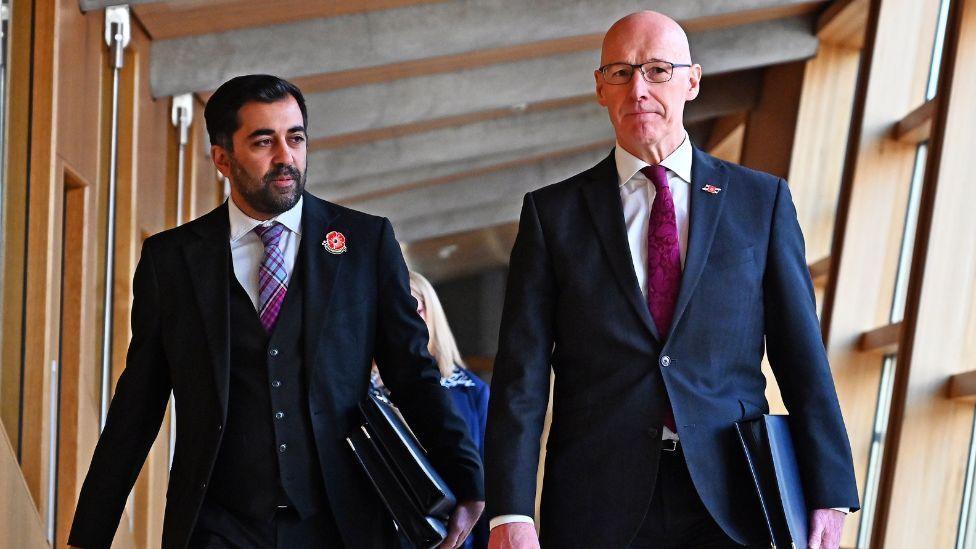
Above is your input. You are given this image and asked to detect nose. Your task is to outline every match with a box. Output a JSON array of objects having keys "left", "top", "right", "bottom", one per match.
[
  {"left": 271, "top": 138, "right": 294, "bottom": 165},
  {"left": 626, "top": 70, "right": 650, "bottom": 102}
]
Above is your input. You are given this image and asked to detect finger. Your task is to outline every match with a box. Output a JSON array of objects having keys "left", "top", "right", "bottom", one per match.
[{"left": 437, "top": 520, "right": 461, "bottom": 549}]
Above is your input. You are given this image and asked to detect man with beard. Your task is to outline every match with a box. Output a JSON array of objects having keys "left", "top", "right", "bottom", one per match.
[{"left": 68, "top": 75, "right": 484, "bottom": 549}]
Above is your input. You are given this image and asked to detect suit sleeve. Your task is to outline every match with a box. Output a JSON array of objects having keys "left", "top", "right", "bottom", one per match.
[
  {"left": 484, "top": 192, "right": 557, "bottom": 519},
  {"left": 763, "top": 178, "right": 860, "bottom": 511},
  {"left": 68, "top": 240, "right": 173, "bottom": 549},
  {"left": 372, "top": 218, "right": 485, "bottom": 502}
]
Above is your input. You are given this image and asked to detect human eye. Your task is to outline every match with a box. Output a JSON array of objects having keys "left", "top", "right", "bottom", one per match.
[{"left": 610, "top": 65, "right": 632, "bottom": 78}]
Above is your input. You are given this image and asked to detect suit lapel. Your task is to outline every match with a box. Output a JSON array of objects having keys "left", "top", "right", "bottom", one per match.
[
  {"left": 581, "top": 152, "right": 661, "bottom": 342},
  {"left": 183, "top": 203, "right": 232, "bottom": 417},
  {"left": 300, "top": 192, "right": 343, "bottom": 372},
  {"left": 666, "top": 148, "right": 730, "bottom": 342}
]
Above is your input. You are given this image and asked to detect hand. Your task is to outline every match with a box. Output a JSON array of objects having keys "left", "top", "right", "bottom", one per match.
[
  {"left": 438, "top": 500, "right": 485, "bottom": 549},
  {"left": 808, "top": 508, "right": 845, "bottom": 549},
  {"left": 488, "top": 522, "right": 540, "bottom": 549}
]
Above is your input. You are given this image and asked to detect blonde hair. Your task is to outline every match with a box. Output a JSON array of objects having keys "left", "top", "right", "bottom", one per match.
[{"left": 409, "top": 271, "right": 466, "bottom": 378}]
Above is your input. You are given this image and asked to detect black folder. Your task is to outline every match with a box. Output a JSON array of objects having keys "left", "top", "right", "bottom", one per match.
[
  {"left": 347, "top": 392, "right": 457, "bottom": 549},
  {"left": 735, "top": 415, "right": 809, "bottom": 549}
]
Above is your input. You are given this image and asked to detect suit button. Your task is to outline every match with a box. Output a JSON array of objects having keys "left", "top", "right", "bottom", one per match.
[
  {"left": 271, "top": 380, "right": 282, "bottom": 388},
  {"left": 279, "top": 444, "right": 288, "bottom": 453},
  {"left": 275, "top": 411, "right": 285, "bottom": 420},
  {"left": 269, "top": 348, "right": 279, "bottom": 357},
  {"left": 660, "top": 355, "right": 672, "bottom": 367},
  {"left": 216, "top": 423, "right": 222, "bottom": 431},
  {"left": 200, "top": 482, "right": 207, "bottom": 490}
]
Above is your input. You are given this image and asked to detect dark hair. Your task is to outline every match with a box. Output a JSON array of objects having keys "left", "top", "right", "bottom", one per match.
[{"left": 204, "top": 74, "right": 308, "bottom": 150}]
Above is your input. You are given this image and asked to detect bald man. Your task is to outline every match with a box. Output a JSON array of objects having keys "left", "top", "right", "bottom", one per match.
[{"left": 484, "top": 11, "right": 859, "bottom": 549}]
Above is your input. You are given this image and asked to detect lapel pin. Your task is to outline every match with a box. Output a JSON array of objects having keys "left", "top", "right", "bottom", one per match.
[
  {"left": 701, "top": 184, "right": 722, "bottom": 195},
  {"left": 323, "top": 231, "right": 347, "bottom": 255}
]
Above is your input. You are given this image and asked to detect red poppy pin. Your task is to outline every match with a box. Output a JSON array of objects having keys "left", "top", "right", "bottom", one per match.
[
  {"left": 323, "top": 231, "right": 347, "bottom": 254},
  {"left": 701, "top": 184, "right": 722, "bottom": 194}
]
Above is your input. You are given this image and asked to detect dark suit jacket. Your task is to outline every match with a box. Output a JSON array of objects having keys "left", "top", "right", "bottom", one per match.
[
  {"left": 484, "top": 148, "right": 859, "bottom": 548},
  {"left": 69, "top": 192, "right": 484, "bottom": 549}
]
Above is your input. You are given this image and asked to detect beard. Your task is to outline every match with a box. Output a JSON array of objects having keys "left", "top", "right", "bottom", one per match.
[{"left": 230, "top": 157, "right": 306, "bottom": 216}]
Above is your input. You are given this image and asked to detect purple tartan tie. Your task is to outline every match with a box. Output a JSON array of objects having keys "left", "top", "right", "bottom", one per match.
[
  {"left": 253, "top": 222, "right": 288, "bottom": 333},
  {"left": 641, "top": 165, "right": 682, "bottom": 433}
]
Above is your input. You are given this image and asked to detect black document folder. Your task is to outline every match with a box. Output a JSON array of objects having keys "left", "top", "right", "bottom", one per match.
[
  {"left": 347, "top": 392, "right": 457, "bottom": 549},
  {"left": 735, "top": 415, "right": 809, "bottom": 549}
]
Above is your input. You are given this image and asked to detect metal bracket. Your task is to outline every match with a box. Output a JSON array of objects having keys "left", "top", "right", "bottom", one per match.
[
  {"left": 104, "top": 6, "right": 130, "bottom": 70},
  {"left": 171, "top": 93, "right": 193, "bottom": 146}
]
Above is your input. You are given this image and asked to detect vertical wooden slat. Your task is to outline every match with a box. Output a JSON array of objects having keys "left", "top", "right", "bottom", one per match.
[{"left": 877, "top": 0, "right": 976, "bottom": 544}]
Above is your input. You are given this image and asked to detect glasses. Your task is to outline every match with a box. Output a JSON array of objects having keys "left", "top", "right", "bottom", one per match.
[{"left": 598, "top": 60, "right": 692, "bottom": 85}]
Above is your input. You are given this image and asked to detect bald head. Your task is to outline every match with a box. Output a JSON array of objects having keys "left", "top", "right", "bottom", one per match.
[
  {"left": 595, "top": 11, "right": 701, "bottom": 165},
  {"left": 601, "top": 11, "right": 692, "bottom": 66}
]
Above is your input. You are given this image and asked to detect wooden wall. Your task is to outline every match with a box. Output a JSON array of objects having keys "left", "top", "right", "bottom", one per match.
[{"left": 0, "top": 1, "right": 218, "bottom": 547}]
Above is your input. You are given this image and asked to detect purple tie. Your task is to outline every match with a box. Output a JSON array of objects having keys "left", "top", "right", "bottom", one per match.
[
  {"left": 253, "top": 222, "right": 288, "bottom": 333},
  {"left": 641, "top": 165, "right": 682, "bottom": 432}
]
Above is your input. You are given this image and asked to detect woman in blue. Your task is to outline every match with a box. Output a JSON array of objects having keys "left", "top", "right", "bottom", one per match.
[
  {"left": 410, "top": 271, "right": 489, "bottom": 549},
  {"left": 371, "top": 271, "right": 490, "bottom": 548}
]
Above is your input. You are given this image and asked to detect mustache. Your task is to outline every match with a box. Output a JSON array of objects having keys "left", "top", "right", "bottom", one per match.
[{"left": 263, "top": 164, "right": 302, "bottom": 183}]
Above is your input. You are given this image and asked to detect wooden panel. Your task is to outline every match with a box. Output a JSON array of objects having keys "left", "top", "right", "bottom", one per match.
[
  {"left": 878, "top": 0, "right": 976, "bottom": 545},
  {"left": 818, "top": 0, "right": 869, "bottom": 48},
  {"left": 703, "top": 112, "right": 746, "bottom": 164},
  {"left": 892, "top": 98, "right": 937, "bottom": 144},
  {"left": 788, "top": 43, "right": 862, "bottom": 262},
  {"left": 817, "top": 0, "right": 943, "bottom": 545},
  {"left": 740, "top": 61, "right": 806, "bottom": 179},
  {"left": 133, "top": 0, "right": 448, "bottom": 40},
  {"left": 55, "top": 167, "right": 93, "bottom": 548},
  {"left": 0, "top": 428, "right": 46, "bottom": 548},
  {"left": 20, "top": 0, "right": 61, "bottom": 521},
  {"left": 1, "top": 0, "right": 35, "bottom": 449}
]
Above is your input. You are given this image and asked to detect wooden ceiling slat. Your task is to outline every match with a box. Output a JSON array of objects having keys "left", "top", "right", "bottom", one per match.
[{"left": 133, "top": 0, "right": 448, "bottom": 40}]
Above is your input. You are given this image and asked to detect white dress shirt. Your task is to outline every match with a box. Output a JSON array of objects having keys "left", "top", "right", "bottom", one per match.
[
  {"left": 227, "top": 195, "right": 303, "bottom": 310},
  {"left": 489, "top": 137, "right": 693, "bottom": 531}
]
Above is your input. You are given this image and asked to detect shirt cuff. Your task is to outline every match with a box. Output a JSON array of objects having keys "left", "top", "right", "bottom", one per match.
[
  {"left": 489, "top": 515, "right": 535, "bottom": 530},
  {"left": 831, "top": 507, "right": 850, "bottom": 514}
]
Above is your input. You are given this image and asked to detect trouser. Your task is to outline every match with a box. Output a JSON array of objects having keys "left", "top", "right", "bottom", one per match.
[
  {"left": 629, "top": 441, "right": 765, "bottom": 548},
  {"left": 188, "top": 498, "right": 344, "bottom": 549}
]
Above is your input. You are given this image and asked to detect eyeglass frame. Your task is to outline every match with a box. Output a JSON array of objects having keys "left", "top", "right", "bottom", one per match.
[{"left": 597, "top": 59, "right": 694, "bottom": 85}]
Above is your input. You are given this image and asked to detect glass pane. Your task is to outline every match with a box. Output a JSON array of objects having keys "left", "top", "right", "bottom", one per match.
[
  {"left": 857, "top": 354, "right": 897, "bottom": 549},
  {"left": 926, "top": 0, "right": 953, "bottom": 101},
  {"left": 956, "top": 413, "right": 976, "bottom": 548},
  {"left": 890, "top": 144, "right": 928, "bottom": 323}
]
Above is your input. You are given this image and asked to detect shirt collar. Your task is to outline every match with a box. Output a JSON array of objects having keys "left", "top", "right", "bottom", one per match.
[
  {"left": 227, "top": 194, "right": 304, "bottom": 243},
  {"left": 615, "top": 132, "right": 693, "bottom": 189}
]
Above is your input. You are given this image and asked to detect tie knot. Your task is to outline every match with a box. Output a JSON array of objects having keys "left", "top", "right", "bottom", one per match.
[
  {"left": 640, "top": 165, "right": 669, "bottom": 192},
  {"left": 253, "top": 221, "right": 286, "bottom": 249}
]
